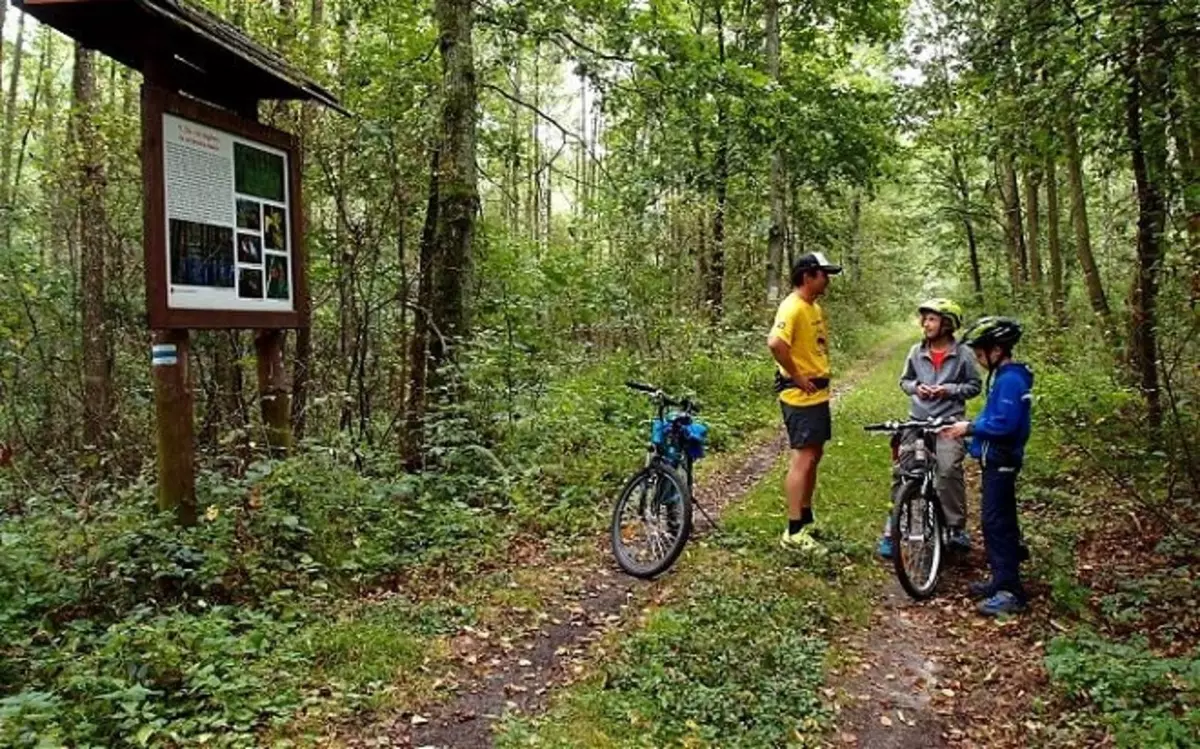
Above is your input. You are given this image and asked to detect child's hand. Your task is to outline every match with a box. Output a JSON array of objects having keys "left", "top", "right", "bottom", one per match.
[{"left": 939, "top": 421, "right": 970, "bottom": 439}]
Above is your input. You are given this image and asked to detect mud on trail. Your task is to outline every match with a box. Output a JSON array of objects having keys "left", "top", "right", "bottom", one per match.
[{"left": 337, "top": 339, "right": 906, "bottom": 749}]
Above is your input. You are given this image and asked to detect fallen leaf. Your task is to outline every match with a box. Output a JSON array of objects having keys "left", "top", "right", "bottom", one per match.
[
  {"left": 880, "top": 715, "right": 893, "bottom": 727},
  {"left": 410, "top": 715, "right": 428, "bottom": 726}
]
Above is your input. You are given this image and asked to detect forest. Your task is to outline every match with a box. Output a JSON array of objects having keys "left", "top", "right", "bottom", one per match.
[{"left": 0, "top": 0, "right": 1196, "bottom": 746}]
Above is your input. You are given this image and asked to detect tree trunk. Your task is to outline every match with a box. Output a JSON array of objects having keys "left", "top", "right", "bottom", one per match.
[
  {"left": 403, "top": 150, "right": 439, "bottom": 469},
  {"left": 847, "top": 192, "right": 862, "bottom": 283},
  {"left": 1045, "top": 153, "right": 1067, "bottom": 326},
  {"left": 74, "top": 44, "right": 110, "bottom": 450},
  {"left": 1169, "top": 61, "right": 1199, "bottom": 308},
  {"left": 1065, "top": 112, "right": 1113, "bottom": 328},
  {"left": 0, "top": 1, "right": 8, "bottom": 89},
  {"left": 764, "top": 0, "right": 785, "bottom": 302},
  {"left": 951, "top": 150, "right": 983, "bottom": 303},
  {"left": 708, "top": 1, "right": 727, "bottom": 320},
  {"left": 1023, "top": 168, "right": 1043, "bottom": 295},
  {"left": 291, "top": 0, "right": 324, "bottom": 441},
  {"left": 428, "top": 0, "right": 478, "bottom": 387},
  {"left": 1125, "top": 14, "right": 1167, "bottom": 434},
  {"left": 1000, "top": 154, "right": 1028, "bottom": 290},
  {"left": 1, "top": 10, "right": 26, "bottom": 213}
]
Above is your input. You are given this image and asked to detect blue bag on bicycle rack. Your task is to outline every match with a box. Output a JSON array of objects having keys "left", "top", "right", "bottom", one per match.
[
  {"left": 651, "top": 419, "right": 669, "bottom": 447},
  {"left": 684, "top": 421, "right": 708, "bottom": 459}
]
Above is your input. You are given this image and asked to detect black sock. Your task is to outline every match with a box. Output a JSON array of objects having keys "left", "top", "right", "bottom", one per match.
[
  {"left": 788, "top": 519, "right": 804, "bottom": 535},
  {"left": 801, "top": 508, "right": 814, "bottom": 526}
]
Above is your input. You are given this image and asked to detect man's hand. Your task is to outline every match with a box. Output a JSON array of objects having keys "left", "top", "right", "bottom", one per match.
[
  {"left": 793, "top": 374, "right": 818, "bottom": 394},
  {"left": 939, "top": 421, "right": 970, "bottom": 439}
]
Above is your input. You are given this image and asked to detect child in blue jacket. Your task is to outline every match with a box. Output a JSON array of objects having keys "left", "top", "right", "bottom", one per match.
[{"left": 940, "top": 316, "right": 1033, "bottom": 616}]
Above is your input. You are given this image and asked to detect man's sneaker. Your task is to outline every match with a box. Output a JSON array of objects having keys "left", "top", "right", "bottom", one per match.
[
  {"left": 877, "top": 536, "right": 894, "bottom": 559},
  {"left": 948, "top": 528, "right": 972, "bottom": 552},
  {"left": 977, "top": 590, "right": 1027, "bottom": 616},
  {"left": 781, "top": 526, "right": 826, "bottom": 554},
  {"left": 967, "top": 580, "right": 996, "bottom": 600}
]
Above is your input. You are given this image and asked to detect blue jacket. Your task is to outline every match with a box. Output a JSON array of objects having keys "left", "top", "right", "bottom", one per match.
[{"left": 968, "top": 362, "right": 1034, "bottom": 468}]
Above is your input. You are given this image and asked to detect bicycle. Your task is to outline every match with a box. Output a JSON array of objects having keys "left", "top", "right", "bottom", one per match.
[
  {"left": 610, "top": 381, "right": 709, "bottom": 579},
  {"left": 863, "top": 418, "right": 952, "bottom": 600}
]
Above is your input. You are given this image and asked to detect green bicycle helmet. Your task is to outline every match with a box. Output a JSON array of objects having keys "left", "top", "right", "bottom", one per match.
[
  {"left": 917, "top": 298, "right": 964, "bottom": 331},
  {"left": 960, "top": 316, "right": 1023, "bottom": 350}
]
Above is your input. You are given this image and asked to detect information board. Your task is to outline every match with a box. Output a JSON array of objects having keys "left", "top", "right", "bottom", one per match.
[{"left": 143, "top": 88, "right": 306, "bottom": 329}]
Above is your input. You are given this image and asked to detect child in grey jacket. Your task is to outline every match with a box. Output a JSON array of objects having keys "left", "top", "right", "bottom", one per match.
[{"left": 878, "top": 299, "right": 982, "bottom": 558}]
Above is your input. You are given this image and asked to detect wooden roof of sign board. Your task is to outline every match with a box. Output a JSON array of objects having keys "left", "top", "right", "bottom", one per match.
[{"left": 15, "top": 0, "right": 348, "bottom": 116}]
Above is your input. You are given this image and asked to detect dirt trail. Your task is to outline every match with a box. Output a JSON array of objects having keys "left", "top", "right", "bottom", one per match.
[
  {"left": 827, "top": 501, "right": 1049, "bottom": 748},
  {"left": 339, "top": 338, "right": 907, "bottom": 749}
]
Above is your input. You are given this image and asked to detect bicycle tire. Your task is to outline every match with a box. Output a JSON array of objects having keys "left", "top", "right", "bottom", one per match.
[
  {"left": 610, "top": 465, "right": 693, "bottom": 579},
  {"left": 890, "top": 482, "right": 944, "bottom": 599}
]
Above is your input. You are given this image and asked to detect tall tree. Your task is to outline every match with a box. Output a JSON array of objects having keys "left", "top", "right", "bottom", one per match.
[
  {"left": 999, "top": 154, "right": 1028, "bottom": 290},
  {"left": 765, "top": 0, "right": 786, "bottom": 302},
  {"left": 1044, "top": 154, "right": 1066, "bottom": 325},
  {"left": 428, "top": 0, "right": 478, "bottom": 387},
  {"left": 291, "top": 0, "right": 325, "bottom": 440},
  {"left": 1124, "top": 4, "right": 1168, "bottom": 432},
  {"left": 1022, "top": 167, "right": 1042, "bottom": 295},
  {"left": 73, "top": 43, "right": 110, "bottom": 449},
  {"left": 0, "top": 10, "right": 27, "bottom": 212},
  {"left": 1064, "top": 111, "right": 1112, "bottom": 329},
  {"left": 708, "top": 0, "right": 728, "bottom": 319}
]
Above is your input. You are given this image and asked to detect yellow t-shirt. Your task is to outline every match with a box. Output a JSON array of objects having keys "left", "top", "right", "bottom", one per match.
[{"left": 771, "top": 292, "right": 831, "bottom": 406}]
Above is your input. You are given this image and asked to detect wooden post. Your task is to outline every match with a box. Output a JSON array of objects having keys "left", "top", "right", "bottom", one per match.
[
  {"left": 152, "top": 329, "right": 196, "bottom": 525},
  {"left": 255, "top": 329, "right": 292, "bottom": 455}
]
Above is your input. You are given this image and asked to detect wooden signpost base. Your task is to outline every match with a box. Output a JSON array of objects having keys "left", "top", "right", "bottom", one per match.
[
  {"left": 255, "top": 329, "right": 293, "bottom": 455},
  {"left": 152, "top": 329, "right": 197, "bottom": 526}
]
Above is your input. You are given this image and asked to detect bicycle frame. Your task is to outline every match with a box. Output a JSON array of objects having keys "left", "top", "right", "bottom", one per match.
[{"left": 894, "top": 428, "right": 948, "bottom": 542}]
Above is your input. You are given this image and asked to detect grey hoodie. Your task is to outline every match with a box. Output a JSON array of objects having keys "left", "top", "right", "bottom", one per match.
[{"left": 899, "top": 340, "right": 982, "bottom": 421}]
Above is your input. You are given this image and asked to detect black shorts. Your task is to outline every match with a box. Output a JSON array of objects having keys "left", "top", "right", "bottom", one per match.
[{"left": 781, "top": 401, "right": 832, "bottom": 449}]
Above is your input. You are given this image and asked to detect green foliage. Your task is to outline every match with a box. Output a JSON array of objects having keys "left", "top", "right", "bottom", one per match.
[
  {"left": 500, "top": 577, "right": 831, "bottom": 749},
  {"left": 1046, "top": 632, "right": 1200, "bottom": 748}
]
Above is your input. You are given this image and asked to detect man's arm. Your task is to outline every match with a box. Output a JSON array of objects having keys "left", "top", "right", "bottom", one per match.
[{"left": 768, "top": 335, "right": 816, "bottom": 393}]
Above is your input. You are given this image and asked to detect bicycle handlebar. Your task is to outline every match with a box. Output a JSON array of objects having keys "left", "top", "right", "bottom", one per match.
[
  {"left": 863, "top": 417, "right": 953, "bottom": 433},
  {"left": 625, "top": 381, "right": 701, "bottom": 413}
]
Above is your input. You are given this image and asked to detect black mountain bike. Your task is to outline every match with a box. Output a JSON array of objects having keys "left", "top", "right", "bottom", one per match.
[
  {"left": 863, "top": 418, "right": 951, "bottom": 600},
  {"left": 610, "top": 381, "right": 709, "bottom": 579}
]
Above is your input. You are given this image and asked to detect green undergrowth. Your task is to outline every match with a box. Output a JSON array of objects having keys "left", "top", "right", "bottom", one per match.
[
  {"left": 0, "top": 319, "right": 903, "bottom": 748},
  {"left": 497, "top": 341, "right": 910, "bottom": 748},
  {"left": 1005, "top": 323, "right": 1200, "bottom": 747}
]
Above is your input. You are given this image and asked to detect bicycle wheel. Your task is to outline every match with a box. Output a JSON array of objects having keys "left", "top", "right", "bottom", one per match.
[
  {"left": 890, "top": 482, "right": 943, "bottom": 599},
  {"left": 610, "top": 465, "right": 693, "bottom": 579}
]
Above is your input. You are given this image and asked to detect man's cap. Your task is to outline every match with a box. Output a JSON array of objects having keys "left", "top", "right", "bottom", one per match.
[{"left": 793, "top": 251, "right": 843, "bottom": 275}]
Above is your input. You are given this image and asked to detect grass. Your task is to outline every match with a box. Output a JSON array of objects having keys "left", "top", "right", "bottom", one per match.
[{"left": 496, "top": 341, "right": 913, "bottom": 747}]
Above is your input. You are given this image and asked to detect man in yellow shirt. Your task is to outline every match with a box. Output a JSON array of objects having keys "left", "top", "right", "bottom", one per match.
[{"left": 767, "top": 252, "right": 842, "bottom": 552}]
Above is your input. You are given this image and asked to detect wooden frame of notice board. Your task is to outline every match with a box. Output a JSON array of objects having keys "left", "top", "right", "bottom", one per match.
[{"left": 142, "top": 86, "right": 308, "bottom": 329}]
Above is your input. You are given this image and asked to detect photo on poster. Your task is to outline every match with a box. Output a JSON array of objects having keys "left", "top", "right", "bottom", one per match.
[
  {"left": 263, "top": 205, "right": 287, "bottom": 252},
  {"left": 266, "top": 254, "right": 290, "bottom": 300},
  {"left": 234, "top": 143, "right": 285, "bottom": 202},
  {"left": 169, "top": 219, "right": 234, "bottom": 288},
  {"left": 237, "top": 233, "right": 262, "bottom": 264},
  {"left": 238, "top": 267, "right": 264, "bottom": 299},
  {"left": 236, "top": 199, "right": 261, "bottom": 231}
]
